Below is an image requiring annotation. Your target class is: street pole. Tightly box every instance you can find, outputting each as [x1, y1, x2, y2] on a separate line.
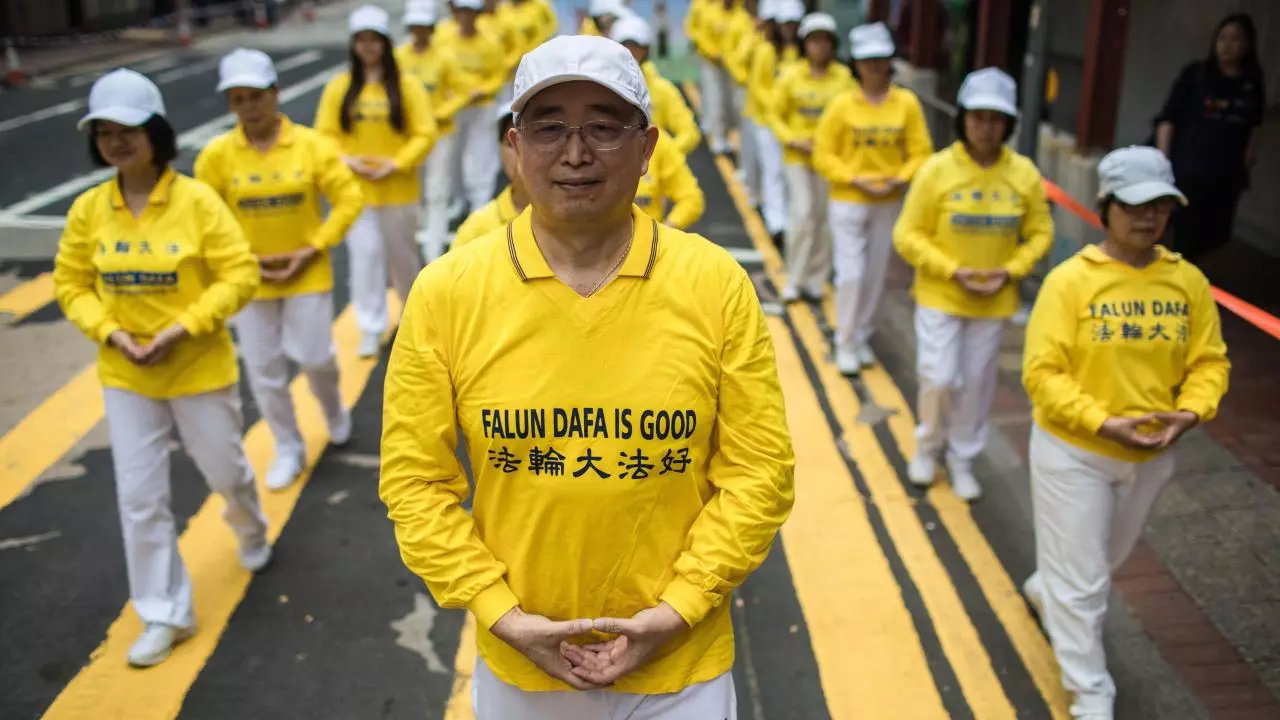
[1017, 0, 1050, 159]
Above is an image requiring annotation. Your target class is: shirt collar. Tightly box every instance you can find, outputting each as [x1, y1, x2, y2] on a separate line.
[496, 187, 520, 222]
[950, 140, 1011, 171]
[506, 205, 660, 282]
[1080, 244, 1181, 265]
[110, 166, 178, 210]
[234, 114, 296, 148]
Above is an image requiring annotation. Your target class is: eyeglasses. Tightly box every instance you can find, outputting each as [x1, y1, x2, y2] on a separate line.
[1116, 198, 1177, 215]
[518, 119, 643, 152]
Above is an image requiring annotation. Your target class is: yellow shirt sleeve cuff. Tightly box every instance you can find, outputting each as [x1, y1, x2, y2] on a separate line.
[176, 312, 205, 338]
[96, 320, 122, 345]
[1081, 405, 1110, 435]
[1176, 398, 1215, 424]
[659, 575, 716, 627]
[468, 580, 521, 630]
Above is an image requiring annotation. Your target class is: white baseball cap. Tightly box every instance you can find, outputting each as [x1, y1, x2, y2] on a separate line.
[403, 0, 437, 25]
[849, 22, 894, 60]
[610, 14, 653, 46]
[1097, 146, 1188, 206]
[589, 0, 624, 17]
[757, 0, 778, 21]
[511, 35, 653, 122]
[78, 68, 166, 130]
[958, 67, 1018, 116]
[798, 12, 837, 39]
[216, 48, 278, 92]
[349, 4, 391, 35]
[773, 0, 805, 23]
[452, 0, 485, 10]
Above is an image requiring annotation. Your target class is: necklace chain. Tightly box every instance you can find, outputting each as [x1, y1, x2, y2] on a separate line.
[584, 229, 635, 297]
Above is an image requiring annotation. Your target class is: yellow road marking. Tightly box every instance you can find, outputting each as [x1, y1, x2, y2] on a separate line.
[768, 315, 948, 718]
[443, 614, 477, 720]
[0, 365, 102, 511]
[0, 272, 55, 322]
[42, 294, 399, 720]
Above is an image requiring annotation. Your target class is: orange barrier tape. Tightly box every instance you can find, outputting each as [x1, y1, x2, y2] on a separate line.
[1041, 179, 1280, 342]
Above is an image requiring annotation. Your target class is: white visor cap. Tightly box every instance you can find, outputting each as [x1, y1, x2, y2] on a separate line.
[1097, 146, 1188, 206]
[958, 67, 1018, 116]
[798, 12, 837, 40]
[216, 48, 278, 92]
[453, 0, 485, 10]
[773, 0, 805, 23]
[403, 0, 437, 25]
[610, 14, 653, 46]
[349, 4, 391, 35]
[589, 0, 624, 18]
[511, 34, 653, 123]
[850, 22, 894, 60]
[78, 68, 166, 130]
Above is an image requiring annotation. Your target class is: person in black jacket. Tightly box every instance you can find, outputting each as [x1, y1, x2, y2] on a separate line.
[1155, 13, 1265, 262]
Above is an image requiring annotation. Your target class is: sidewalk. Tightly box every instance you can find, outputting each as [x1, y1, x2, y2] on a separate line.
[874, 254, 1280, 718]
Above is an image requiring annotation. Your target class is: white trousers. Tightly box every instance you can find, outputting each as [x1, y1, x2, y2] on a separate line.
[753, 124, 788, 236]
[234, 292, 343, 458]
[1027, 426, 1176, 718]
[830, 199, 903, 353]
[699, 59, 733, 152]
[737, 115, 761, 203]
[453, 102, 501, 211]
[104, 386, 268, 630]
[347, 205, 422, 336]
[913, 305, 1004, 463]
[473, 657, 737, 720]
[784, 163, 832, 295]
[421, 132, 458, 260]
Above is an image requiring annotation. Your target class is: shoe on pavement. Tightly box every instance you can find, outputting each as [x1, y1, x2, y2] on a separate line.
[907, 452, 936, 486]
[127, 623, 193, 668]
[265, 452, 305, 492]
[329, 410, 353, 446]
[947, 458, 983, 501]
[779, 286, 802, 304]
[358, 333, 381, 359]
[240, 540, 273, 573]
[856, 344, 877, 368]
[1023, 571, 1046, 621]
[836, 348, 861, 376]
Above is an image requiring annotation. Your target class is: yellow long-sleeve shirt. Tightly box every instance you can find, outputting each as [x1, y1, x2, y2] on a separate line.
[502, 0, 557, 51]
[813, 85, 934, 204]
[683, 0, 706, 53]
[195, 117, 364, 300]
[771, 62, 855, 166]
[643, 61, 701, 156]
[723, 10, 758, 85]
[451, 186, 522, 249]
[314, 72, 436, 207]
[380, 204, 795, 694]
[688, 0, 734, 61]
[893, 142, 1053, 318]
[1023, 245, 1230, 462]
[637, 130, 705, 229]
[480, 12, 524, 77]
[395, 42, 468, 136]
[432, 27, 510, 106]
[744, 41, 797, 122]
[54, 169, 259, 399]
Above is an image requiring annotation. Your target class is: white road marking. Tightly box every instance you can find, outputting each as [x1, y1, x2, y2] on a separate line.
[67, 52, 181, 87]
[154, 58, 222, 85]
[0, 100, 86, 136]
[332, 452, 380, 469]
[724, 246, 765, 263]
[326, 489, 350, 506]
[0, 531, 61, 551]
[390, 593, 450, 675]
[274, 50, 322, 73]
[0, 215, 66, 229]
[0, 63, 343, 218]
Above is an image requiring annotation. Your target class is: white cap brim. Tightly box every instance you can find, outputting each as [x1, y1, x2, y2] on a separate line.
[351, 22, 390, 35]
[77, 106, 153, 130]
[1113, 181, 1188, 206]
[404, 13, 436, 25]
[511, 74, 648, 121]
[216, 73, 276, 92]
[852, 42, 894, 60]
[961, 93, 1018, 117]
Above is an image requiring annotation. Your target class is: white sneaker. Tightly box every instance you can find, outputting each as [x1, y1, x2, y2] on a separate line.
[947, 458, 982, 501]
[835, 348, 861, 376]
[1023, 572, 1045, 620]
[329, 410, 353, 446]
[358, 333, 381, 359]
[127, 623, 193, 668]
[856, 344, 877, 368]
[779, 286, 801, 304]
[240, 540, 273, 573]
[908, 452, 936, 486]
[265, 452, 305, 492]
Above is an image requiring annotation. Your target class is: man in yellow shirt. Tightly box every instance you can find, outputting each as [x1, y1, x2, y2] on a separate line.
[687, 0, 739, 154]
[381, 35, 794, 717]
[609, 13, 703, 156]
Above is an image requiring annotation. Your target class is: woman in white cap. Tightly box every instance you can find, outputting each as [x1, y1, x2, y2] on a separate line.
[610, 13, 702, 156]
[53, 68, 269, 668]
[814, 22, 932, 375]
[195, 49, 365, 491]
[685, 0, 738, 155]
[396, 0, 468, 260]
[892, 67, 1052, 500]
[770, 12, 853, 303]
[315, 4, 437, 358]
[581, 0, 632, 37]
[746, 0, 802, 244]
[1022, 146, 1229, 720]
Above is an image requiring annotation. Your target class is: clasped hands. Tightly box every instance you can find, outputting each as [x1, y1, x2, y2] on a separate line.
[344, 154, 397, 181]
[850, 175, 905, 198]
[953, 266, 1010, 297]
[489, 602, 688, 690]
[108, 324, 189, 367]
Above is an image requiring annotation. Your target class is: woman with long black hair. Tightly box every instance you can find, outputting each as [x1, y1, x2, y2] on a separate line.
[1155, 12, 1265, 262]
[316, 5, 436, 358]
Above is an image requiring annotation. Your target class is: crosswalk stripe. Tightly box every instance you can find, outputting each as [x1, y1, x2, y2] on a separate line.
[0, 365, 101, 512]
[41, 294, 398, 720]
[0, 271, 55, 322]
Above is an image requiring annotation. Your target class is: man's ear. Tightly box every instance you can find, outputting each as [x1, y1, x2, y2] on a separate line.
[640, 125, 660, 165]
